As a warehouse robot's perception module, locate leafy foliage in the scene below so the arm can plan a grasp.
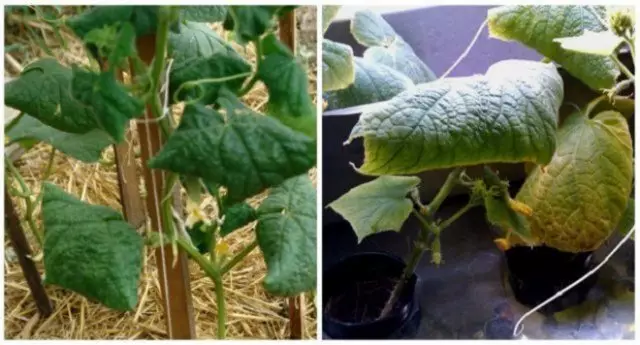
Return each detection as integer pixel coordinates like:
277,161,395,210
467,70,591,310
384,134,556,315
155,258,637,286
42,183,143,311
516,111,633,252
348,60,564,175
322,39,355,92
329,176,420,241
180,6,227,23
488,5,619,90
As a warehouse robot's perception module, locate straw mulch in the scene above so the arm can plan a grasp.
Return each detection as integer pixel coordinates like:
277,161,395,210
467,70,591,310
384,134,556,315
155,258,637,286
4,6,318,340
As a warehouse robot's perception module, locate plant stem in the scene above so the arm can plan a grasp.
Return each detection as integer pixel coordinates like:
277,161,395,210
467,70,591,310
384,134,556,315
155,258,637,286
148,6,176,138
238,38,263,96
41,147,56,181
220,239,258,275
4,155,44,246
426,167,463,215
175,237,226,338
612,53,635,82
623,35,635,63
212,273,227,339
438,201,478,230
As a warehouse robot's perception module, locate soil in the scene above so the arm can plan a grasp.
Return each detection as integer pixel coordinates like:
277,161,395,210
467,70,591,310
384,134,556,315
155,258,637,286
324,276,399,323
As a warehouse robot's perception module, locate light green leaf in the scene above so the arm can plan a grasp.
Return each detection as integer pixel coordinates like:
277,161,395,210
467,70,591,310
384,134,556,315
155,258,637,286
257,174,316,296
71,67,144,142
168,21,242,70
42,183,143,311
329,175,420,242
322,6,341,33
350,9,397,47
67,6,158,38
148,103,315,204
169,51,251,104
482,167,532,240
181,6,227,22
221,202,256,237
488,5,619,90
324,57,414,110
6,114,114,163
4,58,99,134
322,39,355,92
363,39,437,84
348,60,563,175
616,198,634,240
258,34,316,138
554,30,624,56
516,111,633,252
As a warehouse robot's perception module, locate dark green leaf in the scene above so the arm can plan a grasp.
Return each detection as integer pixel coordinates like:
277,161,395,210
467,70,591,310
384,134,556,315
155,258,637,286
324,57,414,110
147,103,316,204
72,67,144,142
181,6,228,22
348,60,563,175
108,22,136,68
6,114,113,163
224,6,281,44
257,174,316,296
363,39,437,84
258,34,316,138
168,21,242,70
186,221,214,254
329,176,419,242
42,183,143,311
322,39,355,92
350,9,397,47
488,5,618,90
4,58,99,134
67,6,158,38
221,202,256,236
169,52,251,105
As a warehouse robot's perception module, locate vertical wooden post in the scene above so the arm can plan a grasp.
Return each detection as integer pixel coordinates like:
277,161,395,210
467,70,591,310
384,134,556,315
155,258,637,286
4,188,53,317
134,34,196,339
279,9,305,339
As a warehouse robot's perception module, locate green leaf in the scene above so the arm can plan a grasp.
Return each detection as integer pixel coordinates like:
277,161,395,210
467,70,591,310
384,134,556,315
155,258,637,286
4,58,99,134
615,198,634,240
42,183,143,311
169,52,251,104
168,21,242,70
224,6,281,44
256,174,316,296
181,6,228,22
71,67,144,142
328,176,420,242
350,9,397,47
148,103,316,204
322,6,341,33
516,111,633,252
488,5,619,90
553,30,624,56
481,168,532,241
108,22,136,68
324,57,414,110
67,6,158,38
221,202,256,236
186,221,214,254
258,34,316,138
6,114,114,163
363,39,437,84
348,60,563,175
322,39,355,92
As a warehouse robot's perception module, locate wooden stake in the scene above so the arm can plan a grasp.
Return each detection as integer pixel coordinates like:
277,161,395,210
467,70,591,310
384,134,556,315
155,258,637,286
278,9,305,339
134,34,196,339
4,187,53,317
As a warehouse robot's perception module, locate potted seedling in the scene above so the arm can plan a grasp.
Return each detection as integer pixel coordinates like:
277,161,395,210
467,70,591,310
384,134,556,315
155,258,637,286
323,5,634,339
5,5,316,339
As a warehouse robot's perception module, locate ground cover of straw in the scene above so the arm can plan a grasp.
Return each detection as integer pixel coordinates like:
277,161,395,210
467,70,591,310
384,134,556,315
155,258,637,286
4,6,318,339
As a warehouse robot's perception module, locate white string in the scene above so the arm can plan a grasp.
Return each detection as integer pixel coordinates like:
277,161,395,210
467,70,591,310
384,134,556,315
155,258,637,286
141,59,174,338
440,19,488,79
513,225,636,338
135,59,174,124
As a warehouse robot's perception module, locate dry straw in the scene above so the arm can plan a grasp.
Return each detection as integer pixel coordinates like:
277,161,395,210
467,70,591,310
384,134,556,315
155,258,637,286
4,6,318,340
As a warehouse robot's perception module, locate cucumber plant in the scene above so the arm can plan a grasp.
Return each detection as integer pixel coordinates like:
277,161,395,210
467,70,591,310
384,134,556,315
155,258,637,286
5,5,317,338
326,6,634,319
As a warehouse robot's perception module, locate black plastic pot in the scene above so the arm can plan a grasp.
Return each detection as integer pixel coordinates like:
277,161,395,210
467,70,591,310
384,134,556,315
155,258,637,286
504,246,598,315
323,252,421,339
